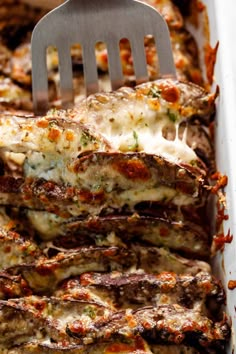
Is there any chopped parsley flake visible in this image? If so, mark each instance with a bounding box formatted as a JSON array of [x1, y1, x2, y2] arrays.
[[167, 109, 178, 123], [128, 130, 139, 151], [148, 86, 161, 98], [80, 131, 96, 147], [83, 306, 97, 319], [92, 183, 102, 191], [48, 119, 58, 127], [133, 130, 139, 148]]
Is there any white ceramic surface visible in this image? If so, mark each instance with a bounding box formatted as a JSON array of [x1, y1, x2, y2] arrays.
[[204, 1, 236, 351]]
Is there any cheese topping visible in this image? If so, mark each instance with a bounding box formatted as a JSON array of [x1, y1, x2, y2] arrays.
[[0, 79, 213, 171]]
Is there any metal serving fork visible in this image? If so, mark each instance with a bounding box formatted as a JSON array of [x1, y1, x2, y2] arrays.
[[31, 0, 176, 114]]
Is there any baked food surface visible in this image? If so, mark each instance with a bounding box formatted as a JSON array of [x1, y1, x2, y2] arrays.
[[0, 1, 230, 353]]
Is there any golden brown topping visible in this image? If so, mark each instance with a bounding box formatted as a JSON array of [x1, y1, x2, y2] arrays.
[[36, 119, 49, 128], [113, 159, 151, 181], [78, 190, 105, 204], [159, 82, 180, 103], [65, 130, 75, 141], [48, 127, 61, 142], [228, 280, 236, 290]]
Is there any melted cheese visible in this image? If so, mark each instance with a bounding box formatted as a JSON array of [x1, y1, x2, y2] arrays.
[[119, 187, 192, 206], [27, 210, 64, 240], [81, 95, 197, 164], [0, 81, 200, 168]]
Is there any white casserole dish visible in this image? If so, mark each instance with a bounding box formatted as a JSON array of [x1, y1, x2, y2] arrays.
[[201, 1, 236, 352], [17, 0, 236, 351]]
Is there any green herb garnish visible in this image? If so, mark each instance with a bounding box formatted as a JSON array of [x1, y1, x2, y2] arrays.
[[133, 130, 139, 149], [83, 306, 97, 319], [148, 86, 161, 98], [167, 109, 178, 123], [80, 131, 96, 147], [128, 130, 139, 151]]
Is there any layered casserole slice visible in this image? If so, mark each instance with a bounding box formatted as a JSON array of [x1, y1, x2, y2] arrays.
[[0, 78, 230, 352], [0, 0, 230, 353]]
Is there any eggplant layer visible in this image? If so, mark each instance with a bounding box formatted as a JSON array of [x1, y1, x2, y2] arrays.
[[46, 212, 210, 258], [0, 227, 42, 269], [0, 153, 209, 219], [4, 243, 214, 295], [0, 80, 216, 156], [66, 304, 230, 352], [0, 0, 46, 49], [0, 244, 211, 301], [56, 270, 225, 313], [0, 297, 230, 352]]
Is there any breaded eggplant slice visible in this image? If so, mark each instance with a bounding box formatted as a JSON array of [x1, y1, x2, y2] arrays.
[[132, 246, 211, 274], [0, 296, 115, 348], [8, 336, 152, 354], [1, 295, 109, 334], [25, 201, 211, 241], [0, 298, 230, 352], [141, 0, 184, 29], [0, 269, 109, 307], [0, 153, 209, 217], [80, 79, 217, 132], [97, 29, 203, 86], [0, 272, 32, 299], [170, 29, 203, 85], [47, 244, 210, 275], [0, 0, 46, 48], [7, 246, 211, 295], [0, 245, 211, 299], [0, 298, 72, 348], [0, 80, 217, 156], [0, 227, 43, 269], [66, 304, 230, 352], [56, 271, 225, 312], [47, 213, 210, 257], [0, 76, 32, 110], [0, 79, 216, 217], [7, 247, 138, 293]]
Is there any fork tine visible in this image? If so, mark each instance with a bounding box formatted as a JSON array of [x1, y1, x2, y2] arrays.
[[31, 39, 49, 115], [130, 37, 149, 85], [82, 44, 99, 96], [152, 29, 176, 78], [58, 45, 74, 109], [107, 41, 124, 91]]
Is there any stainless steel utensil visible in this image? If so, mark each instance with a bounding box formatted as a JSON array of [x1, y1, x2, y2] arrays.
[[31, 0, 176, 114]]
